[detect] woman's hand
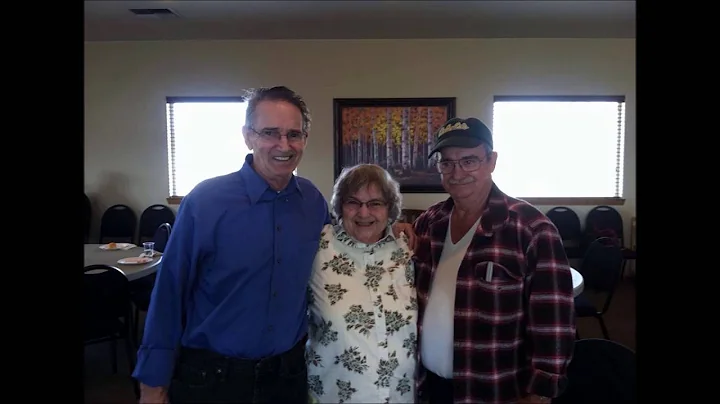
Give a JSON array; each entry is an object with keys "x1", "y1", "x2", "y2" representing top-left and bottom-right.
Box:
[{"x1": 391, "y1": 221, "x2": 417, "y2": 250}]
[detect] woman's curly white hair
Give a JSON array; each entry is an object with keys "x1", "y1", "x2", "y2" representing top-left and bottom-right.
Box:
[{"x1": 330, "y1": 164, "x2": 402, "y2": 222}]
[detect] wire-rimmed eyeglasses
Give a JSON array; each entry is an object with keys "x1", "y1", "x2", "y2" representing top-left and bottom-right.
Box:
[
  {"x1": 436, "y1": 156, "x2": 486, "y2": 174},
  {"x1": 249, "y1": 127, "x2": 307, "y2": 143},
  {"x1": 343, "y1": 198, "x2": 387, "y2": 211}
]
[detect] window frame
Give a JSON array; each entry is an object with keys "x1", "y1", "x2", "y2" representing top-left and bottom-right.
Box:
[{"x1": 492, "y1": 95, "x2": 627, "y2": 206}]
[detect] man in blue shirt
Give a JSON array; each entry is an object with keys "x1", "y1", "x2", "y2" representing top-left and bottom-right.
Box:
[{"x1": 134, "y1": 86, "x2": 415, "y2": 403}]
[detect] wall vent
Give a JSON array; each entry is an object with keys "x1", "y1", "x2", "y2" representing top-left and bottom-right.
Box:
[{"x1": 129, "y1": 8, "x2": 180, "y2": 19}]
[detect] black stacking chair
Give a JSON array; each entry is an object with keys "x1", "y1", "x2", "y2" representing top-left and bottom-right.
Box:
[
  {"x1": 153, "y1": 223, "x2": 172, "y2": 253},
  {"x1": 574, "y1": 237, "x2": 624, "y2": 340},
  {"x1": 583, "y1": 205, "x2": 624, "y2": 249},
  {"x1": 83, "y1": 264, "x2": 138, "y2": 397},
  {"x1": 99, "y1": 204, "x2": 137, "y2": 244},
  {"x1": 84, "y1": 194, "x2": 92, "y2": 243},
  {"x1": 138, "y1": 204, "x2": 175, "y2": 244},
  {"x1": 553, "y1": 338, "x2": 636, "y2": 404},
  {"x1": 131, "y1": 223, "x2": 172, "y2": 342},
  {"x1": 546, "y1": 207, "x2": 583, "y2": 259}
]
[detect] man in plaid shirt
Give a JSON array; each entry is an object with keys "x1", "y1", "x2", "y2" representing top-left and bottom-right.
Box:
[{"x1": 414, "y1": 117, "x2": 575, "y2": 404}]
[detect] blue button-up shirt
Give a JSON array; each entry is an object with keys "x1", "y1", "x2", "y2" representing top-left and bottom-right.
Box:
[{"x1": 132, "y1": 154, "x2": 331, "y2": 387}]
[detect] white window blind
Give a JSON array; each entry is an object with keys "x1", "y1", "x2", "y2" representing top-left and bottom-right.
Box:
[
  {"x1": 491, "y1": 96, "x2": 625, "y2": 199},
  {"x1": 166, "y1": 97, "x2": 249, "y2": 197}
]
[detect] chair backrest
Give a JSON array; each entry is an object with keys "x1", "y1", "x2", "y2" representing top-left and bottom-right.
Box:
[
  {"x1": 84, "y1": 194, "x2": 92, "y2": 242},
  {"x1": 99, "y1": 204, "x2": 137, "y2": 244},
  {"x1": 584, "y1": 205, "x2": 624, "y2": 247},
  {"x1": 546, "y1": 206, "x2": 582, "y2": 241},
  {"x1": 554, "y1": 338, "x2": 636, "y2": 404},
  {"x1": 153, "y1": 222, "x2": 172, "y2": 253},
  {"x1": 139, "y1": 205, "x2": 176, "y2": 243},
  {"x1": 83, "y1": 264, "x2": 131, "y2": 329},
  {"x1": 580, "y1": 237, "x2": 624, "y2": 293}
]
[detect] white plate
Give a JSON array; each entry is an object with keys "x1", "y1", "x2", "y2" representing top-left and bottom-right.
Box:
[
  {"x1": 100, "y1": 243, "x2": 135, "y2": 251},
  {"x1": 117, "y1": 256, "x2": 153, "y2": 265}
]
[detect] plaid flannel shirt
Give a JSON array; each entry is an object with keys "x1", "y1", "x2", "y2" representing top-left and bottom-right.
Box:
[{"x1": 414, "y1": 184, "x2": 575, "y2": 404}]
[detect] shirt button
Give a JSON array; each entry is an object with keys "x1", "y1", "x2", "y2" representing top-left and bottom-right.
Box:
[
  {"x1": 276, "y1": 225, "x2": 281, "y2": 232},
  {"x1": 268, "y1": 326, "x2": 274, "y2": 332},
  {"x1": 284, "y1": 198, "x2": 289, "y2": 202},
  {"x1": 276, "y1": 258, "x2": 282, "y2": 264},
  {"x1": 273, "y1": 291, "x2": 278, "y2": 298}
]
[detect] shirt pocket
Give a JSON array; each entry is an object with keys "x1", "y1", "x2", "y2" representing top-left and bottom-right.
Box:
[
  {"x1": 470, "y1": 261, "x2": 524, "y2": 326},
  {"x1": 391, "y1": 258, "x2": 415, "y2": 288},
  {"x1": 390, "y1": 262, "x2": 418, "y2": 315}
]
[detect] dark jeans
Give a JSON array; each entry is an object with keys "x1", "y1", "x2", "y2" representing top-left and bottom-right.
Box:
[
  {"x1": 169, "y1": 337, "x2": 308, "y2": 404},
  {"x1": 425, "y1": 370, "x2": 454, "y2": 404}
]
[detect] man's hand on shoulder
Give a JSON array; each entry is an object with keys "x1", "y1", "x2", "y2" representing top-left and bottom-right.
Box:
[
  {"x1": 139, "y1": 383, "x2": 169, "y2": 404},
  {"x1": 391, "y1": 221, "x2": 417, "y2": 250}
]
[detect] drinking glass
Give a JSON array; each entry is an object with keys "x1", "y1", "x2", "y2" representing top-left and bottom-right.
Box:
[{"x1": 143, "y1": 242, "x2": 155, "y2": 258}]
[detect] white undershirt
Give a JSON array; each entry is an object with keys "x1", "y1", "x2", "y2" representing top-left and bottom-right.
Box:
[{"x1": 420, "y1": 211, "x2": 481, "y2": 379}]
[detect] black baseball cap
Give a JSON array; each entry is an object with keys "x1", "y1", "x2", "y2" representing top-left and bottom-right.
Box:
[{"x1": 428, "y1": 117, "x2": 493, "y2": 158}]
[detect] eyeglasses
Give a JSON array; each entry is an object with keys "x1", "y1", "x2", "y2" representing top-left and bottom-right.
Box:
[
  {"x1": 436, "y1": 156, "x2": 485, "y2": 174},
  {"x1": 343, "y1": 199, "x2": 387, "y2": 211},
  {"x1": 249, "y1": 127, "x2": 307, "y2": 143}
]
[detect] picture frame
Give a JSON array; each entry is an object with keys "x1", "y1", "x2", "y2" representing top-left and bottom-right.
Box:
[{"x1": 333, "y1": 97, "x2": 457, "y2": 193}]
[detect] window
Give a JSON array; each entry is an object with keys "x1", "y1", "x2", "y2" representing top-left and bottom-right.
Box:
[
  {"x1": 166, "y1": 96, "x2": 249, "y2": 199},
  {"x1": 491, "y1": 95, "x2": 625, "y2": 203}
]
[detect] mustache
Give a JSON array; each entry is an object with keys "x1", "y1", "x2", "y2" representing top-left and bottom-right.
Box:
[{"x1": 448, "y1": 177, "x2": 475, "y2": 185}]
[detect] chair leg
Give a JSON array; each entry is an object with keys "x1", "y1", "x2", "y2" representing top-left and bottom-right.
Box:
[
  {"x1": 110, "y1": 339, "x2": 118, "y2": 374},
  {"x1": 124, "y1": 319, "x2": 140, "y2": 399},
  {"x1": 597, "y1": 316, "x2": 610, "y2": 340},
  {"x1": 124, "y1": 337, "x2": 139, "y2": 398},
  {"x1": 133, "y1": 306, "x2": 140, "y2": 344},
  {"x1": 575, "y1": 330, "x2": 581, "y2": 340}
]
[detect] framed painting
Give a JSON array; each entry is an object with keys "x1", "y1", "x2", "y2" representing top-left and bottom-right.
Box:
[{"x1": 333, "y1": 97, "x2": 456, "y2": 193}]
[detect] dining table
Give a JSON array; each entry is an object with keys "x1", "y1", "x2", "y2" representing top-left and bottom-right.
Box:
[
  {"x1": 84, "y1": 243, "x2": 162, "y2": 281},
  {"x1": 571, "y1": 267, "x2": 584, "y2": 297}
]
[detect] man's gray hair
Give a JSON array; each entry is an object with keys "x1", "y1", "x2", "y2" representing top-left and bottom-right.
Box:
[
  {"x1": 243, "y1": 86, "x2": 311, "y2": 133},
  {"x1": 330, "y1": 164, "x2": 403, "y2": 222}
]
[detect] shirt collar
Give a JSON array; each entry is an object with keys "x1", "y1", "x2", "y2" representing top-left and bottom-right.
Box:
[
  {"x1": 333, "y1": 219, "x2": 396, "y2": 250},
  {"x1": 238, "y1": 153, "x2": 303, "y2": 204},
  {"x1": 438, "y1": 182, "x2": 510, "y2": 236}
]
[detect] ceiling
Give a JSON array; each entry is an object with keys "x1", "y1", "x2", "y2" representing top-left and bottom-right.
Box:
[{"x1": 84, "y1": 1, "x2": 636, "y2": 42}]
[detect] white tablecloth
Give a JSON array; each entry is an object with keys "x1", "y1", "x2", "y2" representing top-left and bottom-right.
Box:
[{"x1": 571, "y1": 267, "x2": 584, "y2": 297}]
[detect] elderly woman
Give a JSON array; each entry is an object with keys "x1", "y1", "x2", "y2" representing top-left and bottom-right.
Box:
[{"x1": 306, "y1": 164, "x2": 417, "y2": 404}]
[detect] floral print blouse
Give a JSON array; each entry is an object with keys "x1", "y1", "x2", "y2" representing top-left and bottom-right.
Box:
[{"x1": 306, "y1": 223, "x2": 418, "y2": 404}]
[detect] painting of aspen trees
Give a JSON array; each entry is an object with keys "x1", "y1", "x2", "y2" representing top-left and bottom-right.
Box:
[{"x1": 333, "y1": 98, "x2": 456, "y2": 193}]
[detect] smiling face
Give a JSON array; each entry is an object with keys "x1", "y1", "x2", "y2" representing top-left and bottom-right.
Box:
[
  {"x1": 242, "y1": 100, "x2": 307, "y2": 190},
  {"x1": 439, "y1": 144, "x2": 497, "y2": 201},
  {"x1": 341, "y1": 183, "x2": 389, "y2": 244}
]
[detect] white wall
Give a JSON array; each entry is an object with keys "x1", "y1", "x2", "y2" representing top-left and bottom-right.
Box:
[{"x1": 84, "y1": 38, "x2": 635, "y2": 241}]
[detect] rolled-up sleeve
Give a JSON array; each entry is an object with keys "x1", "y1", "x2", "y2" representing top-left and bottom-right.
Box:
[
  {"x1": 132, "y1": 196, "x2": 198, "y2": 388},
  {"x1": 524, "y1": 223, "x2": 576, "y2": 398}
]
